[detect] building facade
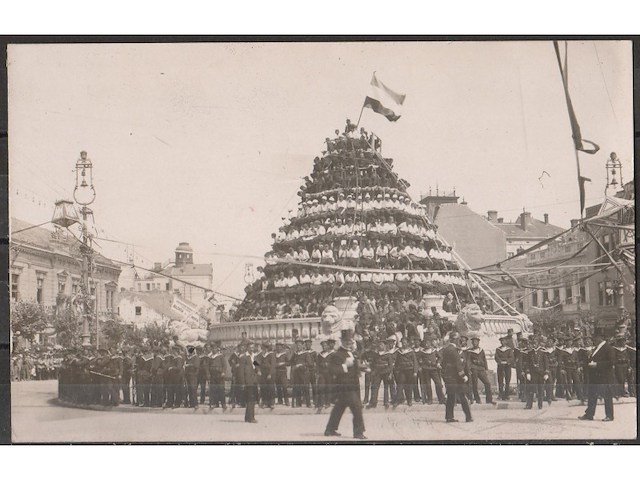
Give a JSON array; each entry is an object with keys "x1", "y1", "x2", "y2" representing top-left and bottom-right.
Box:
[{"x1": 10, "y1": 218, "x2": 121, "y2": 343}]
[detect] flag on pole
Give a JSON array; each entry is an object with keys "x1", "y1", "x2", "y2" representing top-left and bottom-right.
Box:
[
  {"x1": 363, "y1": 73, "x2": 406, "y2": 122},
  {"x1": 553, "y1": 42, "x2": 600, "y2": 155}
]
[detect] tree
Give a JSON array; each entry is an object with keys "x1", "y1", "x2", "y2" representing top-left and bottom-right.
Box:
[
  {"x1": 100, "y1": 317, "x2": 127, "y2": 349},
  {"x1": 50, "y1": 306, "x2": 82, "y2": 348},
  {"x1": 141, "y1": 323, "x2": 171, "y2": 347},
  {"x1": 11, "y1": 301, "x2": 48, "y2": 342}
]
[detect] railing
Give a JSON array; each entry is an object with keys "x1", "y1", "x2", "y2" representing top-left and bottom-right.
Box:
[
  {"x1": 209, "y1": 313, "x2": 529, "y2": 351},
  {"x1": 209, "y1": 317, "x2": 323, "y2": 346}
]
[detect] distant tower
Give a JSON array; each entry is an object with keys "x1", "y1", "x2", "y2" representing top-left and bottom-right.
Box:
[{"x1": 175, "y1": 242, "x2": 194, "y2": 267}]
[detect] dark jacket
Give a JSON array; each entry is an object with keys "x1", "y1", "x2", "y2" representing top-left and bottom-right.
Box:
[
  {"x1": 329, "y1": 347, "x2": 361, "y2": 392},
  {"x1": 494, "y1": 346, "x2": 515, "y2": 367},
  {"x1": 585, "y1": 341, "x2": 616, "y2": 385},
  {"x1": 237, "y1": 353, "x2": 258, "y2": 386},
  {"x1": 440, "y1": 343, "x2": 466, "y2": 384}
]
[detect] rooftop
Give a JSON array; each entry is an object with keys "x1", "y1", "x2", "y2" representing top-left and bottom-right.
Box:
[
  {"x1": 10, "y1": 218, "x2": 119, "y2": 269},
  {"x1": 163, "y1": 263, "x2": 213, "y2": 277},
  {"x1": 488, "y1": 212, "x2": 565, "y2": 240}
]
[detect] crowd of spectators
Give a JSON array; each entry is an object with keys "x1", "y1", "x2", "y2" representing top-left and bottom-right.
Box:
[{"x1": 11, "y1": 346, "x2": 63, "y2": 381}]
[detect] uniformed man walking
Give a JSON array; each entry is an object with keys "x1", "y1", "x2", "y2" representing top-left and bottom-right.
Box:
[
  {"x1": 324, "y1": 330, "x2": 367, "y2": 439},
  {"x1": 441, "y1": 332, "x2": 472, "y2": 423},
  {"x1": 238, "y1": 341, "x2": 259, "y2": 423}
]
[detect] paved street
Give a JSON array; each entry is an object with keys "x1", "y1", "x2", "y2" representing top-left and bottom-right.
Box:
[{"x1": 11, "y1": 380, "x2": 637, "y2": 443}]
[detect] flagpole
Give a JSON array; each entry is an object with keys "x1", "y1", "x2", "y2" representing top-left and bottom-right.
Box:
[
  {"x1": 553, "y1": 40, "x2": 584, "y2": 220},
  {"x1": 356, "y1": 103, "x2": 366, "y2": 130}
]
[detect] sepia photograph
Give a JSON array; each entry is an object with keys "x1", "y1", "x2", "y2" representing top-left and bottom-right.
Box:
[{"x1": 6, "y1": 39, "x2": 636, "y2": 443}]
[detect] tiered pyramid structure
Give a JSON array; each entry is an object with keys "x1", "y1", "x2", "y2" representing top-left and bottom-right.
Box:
[{"x1": 236, "y1": 120, "x2": 473, "y2": 320}]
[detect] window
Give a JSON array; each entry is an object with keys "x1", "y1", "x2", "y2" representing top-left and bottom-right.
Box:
[
  {"x1": 135, "y1": 306, "x2": 142, "y2": 315},
  {"x1": 579, "y1": 283, "x2": 586, "y2": 303},
  {"x1": 531, "y1": 291, "x2": 538, "y2": 307},
  {"x1": 565, "y1": 286, "x2": 573, "y2": 304},
  {"x1": 599, "y1": 234, "x2": 615, "y2": 257},
  {"x1": 11, "y1": 274, "x2": 19, "y2": 302},
  {"x1": 146, "y1": 283, "x2": 151, "y2": 291},
  {"x1": 552, "y1": 288, "x2": 560, "y2": 303},
  {"x1": 542, "y1": 290, "x2": 549, "y2": 304},
  {"x1": 598, "y1": 281, "x2": 617, "y2": 306},
  {"x1": 58, "y1": 277, "x2": 66, "y2": 294},
  {"x1": 36, "y1": 273, "x2": 45, "y2": 304},
  {"x1": 106, "y1": 290, "x2": 114, "y2": 311},
  {"x1": 166, "y1": 283, "x2": 171, "y2": 291}
]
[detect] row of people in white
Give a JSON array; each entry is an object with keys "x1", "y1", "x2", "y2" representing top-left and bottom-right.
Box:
[
  {"x1": 268, "y1": 270, "x2": 466, "y2": 288},
  {"x1": 295, "y1": 192, "x2": 427, "y2": 218},
  {"x1": 266, "y1": 240, "x2": 453, "y2": 264},
  {"x1": 275, "y1": 217, "x2": 437, "y2": 243}
]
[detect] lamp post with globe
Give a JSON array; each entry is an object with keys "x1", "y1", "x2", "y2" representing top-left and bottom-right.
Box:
[{"x1": 51, "y1": 151, "x2": 97, "y2": 347}]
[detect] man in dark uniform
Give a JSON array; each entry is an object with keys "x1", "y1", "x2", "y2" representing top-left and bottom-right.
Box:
[
  {"x1": 228, "y1": 345, "x2": 242, "y2": 408},
  {"x1": 441, "y1": 332, "x2": 472, "y2": 423},
  {"x1": 411, "y1": 336, "x2": 423, "y2": 404},
  {"x1": 392, "y1": 338, "x2": 418, "y2": 407},
  {"x1": 324, "y1": 330, "x2": 367, "y2": 439},
  {"x1": 467, "y1": 336, "x2": 495, "y2": 405},
  {"x1": 93, "y1": 348, "x2": 108, "y2": 405},
  {"x1": 184, "y1": 345, "x2": 201, "y2": 409},
  {"x1": 420, "y1": 337, "x2": 445, "y2": 404},
  {"x1": 316, "y1": 340, "x2": 334, "y2": 410},
  {"x1": 542, "y1": 337, "x2": 558, "y2": 403},
  {"x1": 613, "y1": 334, "x2": 630, "y2": 397},
  {"x1": 150, "y1": 346, "x2": 165, "y2": 408},
  {"x1": 258, "y1": 342, "x2": 276, "y2": 409},
  {"x1": 458, "y1": 335, "x2": 471, "y2": 402},
  {"x1": 238, "y1": 341, "x2": 259, "y2": 423},
  {"x1": 304, "y1": 339, "x2": 319, "y2": 407},
  {"x1": 495, "y1": 335, "x2": 514, "y2": 400},
  {"x1": 514, "y1": 336, "x2": 526, "y2": 401},
  {"x1": 208, "y1": 341, "x2": 228, "y2": 410},
  {"x1": 558, "y1": 337, "x2": 582, "y2": 401},
  {"x1": 274, "y1": 342, "x2": 290, "y2": 406},
  {"x1": 627, "y1": 339, "x2": 636, "y2": 398},
  {"x1": 106, "y1": 348, "x2": 123, "y2": 406},
  {"x1": 121, "y1": 346, "x2": 134, "y2": 405},
  {"x1": 579, "y1": 333, "x2": 615, "y2": 421},
  {"x1": 165, "y1": 345, "x2": 185, "y2": 409},
  {"x1": 197, "y1": 343, "x2": 210, "y2": 405},
  {"x1": 367, "y1": 339, "x2": 395, "y2": 408},
  {"x1": 291, "y1": 339, "x2": 312, "y2": 408},
  {"x1": 162, "y1": 347, "x2": 176, "y2": 408},
  {"x1": 523, "y1": 337, "x2": 549, "y2": 409},
  {"x1": 136, "y1": 345, "x2": 153, "y2": 407},
  {"x1": 87, "y1": 348, "x2": 103, "y2": 405}
]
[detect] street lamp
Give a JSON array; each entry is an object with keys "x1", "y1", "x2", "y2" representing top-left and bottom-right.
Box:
[
  {"x1": 53, "y1": 151, "x2": 99, "y2": 347},
  {"x1": 605, "y1": 152, "x2": 623, "y2": 194}
]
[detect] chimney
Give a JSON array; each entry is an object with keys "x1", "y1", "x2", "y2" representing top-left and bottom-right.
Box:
[
  {"x1": 543, "y1": 213, "x2": 549, "y2": 224},
  {"x1": 520, "y1": 211, "x2": 531, "y2": 231},
  {"x1": 153, "y1": 262, "x2": 162, "y2": 272},
  {"x1": 570, "y1": 219, "x2": 579, "y2": 228},
  {"x1": 487, "y1": 210, "x2": 498, "y2": 222},
  {"x1": 497, "y1": 218, "x2": 504, "y2": 223}
]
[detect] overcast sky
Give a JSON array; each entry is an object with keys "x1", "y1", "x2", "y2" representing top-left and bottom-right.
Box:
[{"x1": 8, "y1": 41, "x2": 633, "y2": 300}]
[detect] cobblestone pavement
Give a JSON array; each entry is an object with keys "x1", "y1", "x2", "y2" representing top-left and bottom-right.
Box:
[{"x1": 11, "y1": 380, "x2": 637, "y2": 443}]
